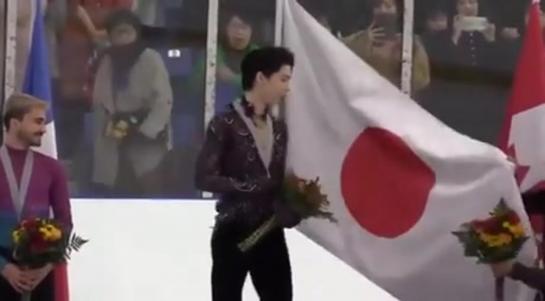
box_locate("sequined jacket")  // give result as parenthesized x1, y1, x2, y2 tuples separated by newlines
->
(195, 104, 288, 226)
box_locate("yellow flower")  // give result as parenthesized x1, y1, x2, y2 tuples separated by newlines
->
(506, 224, 524, 238)
(116, 120, 129, 130)
(479, 232, 513, 248)
(12, 230, 22, 244)
(39, 224, 62, 242)
(502, 221, 525, 238)
(51, 228, 62, 240)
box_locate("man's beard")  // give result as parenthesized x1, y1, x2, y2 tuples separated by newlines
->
(18, 131, 43, 147)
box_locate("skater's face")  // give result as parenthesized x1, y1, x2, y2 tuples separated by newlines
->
(14, 107, 47, 147)
(255, 65, 293, 105)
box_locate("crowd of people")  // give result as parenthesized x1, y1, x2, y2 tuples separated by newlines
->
(12, 0, 276, 198)
(9, 0, 542, 199)
(4, 0, 545, 299)
(303, 0, 543, 144)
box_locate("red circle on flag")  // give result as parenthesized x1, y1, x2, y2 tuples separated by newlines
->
(341, 127, 436, 238)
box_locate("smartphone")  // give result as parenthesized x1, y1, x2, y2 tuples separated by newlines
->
(458, 16, 487, 32)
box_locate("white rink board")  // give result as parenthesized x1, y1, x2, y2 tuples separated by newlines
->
(68, 200, 397, 301)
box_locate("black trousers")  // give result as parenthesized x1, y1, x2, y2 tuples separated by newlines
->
(211, 222, 293, 301)
(0, 248, 54, 301)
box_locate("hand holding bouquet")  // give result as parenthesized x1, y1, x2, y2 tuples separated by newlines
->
(452, 200, 528, 300)
(105, 119, 130, 140)
(238, 173, 336, 252)
(452, 200, 527, 264)
(105, 110, 147, 140)
(11, 218, 87, 301)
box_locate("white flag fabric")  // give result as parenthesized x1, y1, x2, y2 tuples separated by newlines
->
(282, 1, 537, 300)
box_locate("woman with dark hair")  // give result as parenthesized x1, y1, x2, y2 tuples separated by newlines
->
(56, 0, 132, 161)
(189, 7, 259, 114)
(429, 0, 504, 144)
(92, 9, 173, 196)
(417, 4, 459, 115)
(342, 0, 430, 92)
(217, 9, 259, 84)
(419, 3, 455, 81)
(450, 0, 496, 70)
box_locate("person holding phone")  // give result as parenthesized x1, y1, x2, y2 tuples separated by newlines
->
(451, 0, 496, 68)
(342, 0, 430, 93)
(435, 0, 503, 144)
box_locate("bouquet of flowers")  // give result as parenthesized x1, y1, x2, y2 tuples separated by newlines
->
(105, 111, 145, 140)
(238, 173, 336, 252)
(452, 199, 528, 301)
(105, 118, 131, 140)
(105, 109, 166, 141)
(12, 218, 88, 301)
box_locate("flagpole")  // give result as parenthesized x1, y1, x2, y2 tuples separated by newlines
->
(400, 0, 415, 96)
(202, 0, 219, 199)
(2, 0, 16, 144)
(3, 0, 16, 99)
(272, 0, 285, 118)
(274, 0, 285, 46)
(204, 0, 219, 127)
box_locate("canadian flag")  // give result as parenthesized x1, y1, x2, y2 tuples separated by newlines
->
(282, 0, 537, 300)
(499, 0, 545, 259)
(500, 0, 545, 192)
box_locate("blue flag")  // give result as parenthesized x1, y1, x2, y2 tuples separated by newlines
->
(22, 0, 57, 158)
(22, 0, 53, 122)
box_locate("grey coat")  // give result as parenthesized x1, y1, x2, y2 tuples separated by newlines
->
(92, 48, 173, 187)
